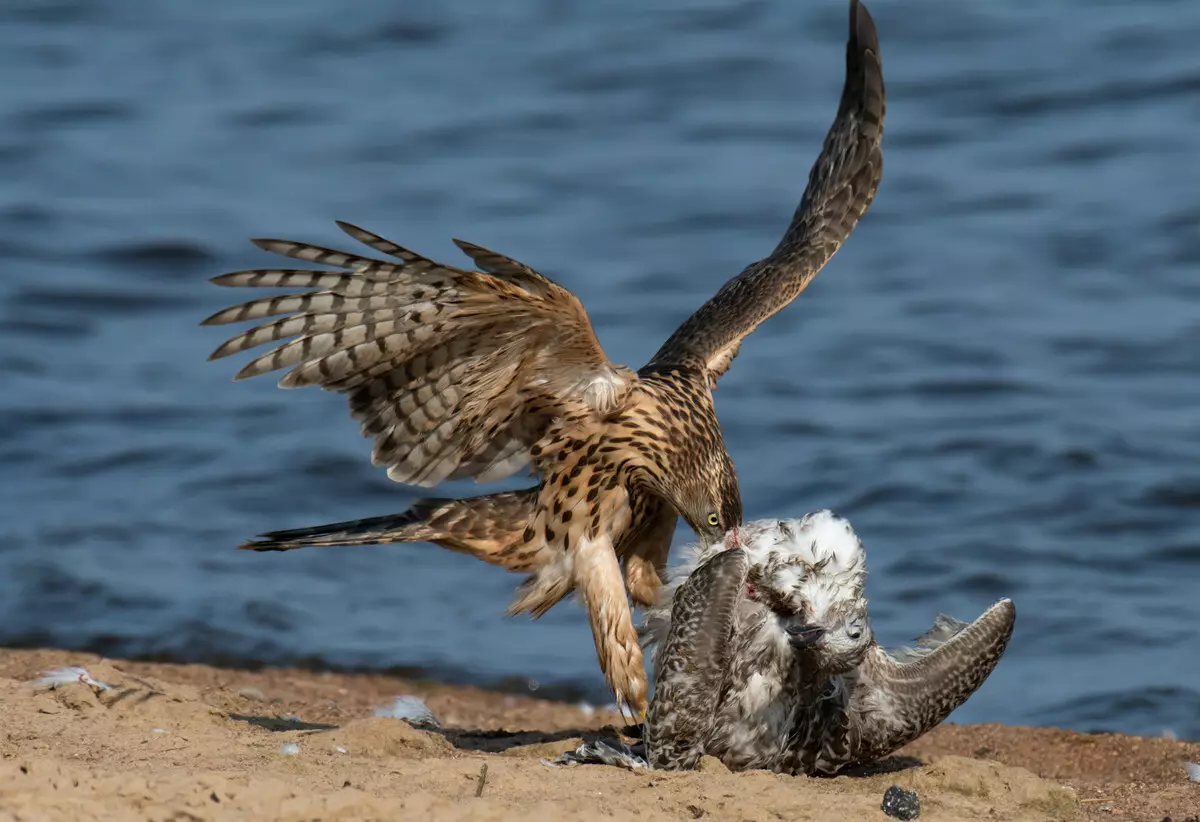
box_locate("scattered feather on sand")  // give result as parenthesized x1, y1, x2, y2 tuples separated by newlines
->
(279, 743, 300, 756)
(32, 667, 111, 692)
(237, 686, 266, 702)
(1185, 761, 1200, 783)
(373, 695, 440, 728)
(544, 741, 648, 770)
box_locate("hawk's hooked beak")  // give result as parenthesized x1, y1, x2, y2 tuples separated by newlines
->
(786, 624, 826, 649)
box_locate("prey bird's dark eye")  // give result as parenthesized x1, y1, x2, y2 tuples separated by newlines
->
(707, 513, 720, 527)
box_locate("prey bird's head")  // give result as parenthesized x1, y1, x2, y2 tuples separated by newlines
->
(744, 511, 873, 674)
(785, 594, 872, 675)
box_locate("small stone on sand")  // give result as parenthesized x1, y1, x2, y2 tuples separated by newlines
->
(881, 785, 920, 820)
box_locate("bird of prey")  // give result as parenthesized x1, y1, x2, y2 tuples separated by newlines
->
(552, 512, 1016, 774)
(202, 0, 886, 719)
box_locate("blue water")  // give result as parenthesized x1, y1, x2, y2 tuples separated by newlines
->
(2, 0, 1198, 739)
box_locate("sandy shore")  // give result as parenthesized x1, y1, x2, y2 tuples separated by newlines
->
(1, 648, 1196, 821)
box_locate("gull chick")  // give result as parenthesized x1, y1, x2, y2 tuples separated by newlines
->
(635, 512, 1016, 773)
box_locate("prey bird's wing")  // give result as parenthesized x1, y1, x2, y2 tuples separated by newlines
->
(848, 599, 1016, 763)
(646, 547, 747, 770)
(203, 224, 634, 487)
(649, 0, 885, 385)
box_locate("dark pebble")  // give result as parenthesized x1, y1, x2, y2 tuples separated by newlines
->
(881, 785, 920, 820)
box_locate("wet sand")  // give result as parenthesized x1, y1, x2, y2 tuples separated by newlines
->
(1, 648, 1196, 821)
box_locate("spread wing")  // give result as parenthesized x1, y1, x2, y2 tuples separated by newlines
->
(847, 599, 1016, 764)
(645, 547, 747, 770)
(649, 0, 886, 385)
(203, 223, 634, 487)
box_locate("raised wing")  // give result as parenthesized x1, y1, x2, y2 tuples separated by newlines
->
(204, 222, 634, 487)
(649, 0, 885, 384)
(645, 547, 747, 770)
(847, 599, 1016, 764)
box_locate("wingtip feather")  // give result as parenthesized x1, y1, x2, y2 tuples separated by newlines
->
(850, 0, 879, 57)
(991, 597, 1017, 623)
(233, 360, 263, 381)
(209, 271, 254, 288)
(334, 219, 369, 240)
(200, 304, 244, 326)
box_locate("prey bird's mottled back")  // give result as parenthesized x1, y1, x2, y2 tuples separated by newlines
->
(202, 0, 887, 718)
(635, 514, 1015, 774)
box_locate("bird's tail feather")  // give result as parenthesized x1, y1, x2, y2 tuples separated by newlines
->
(238, 504, 449, 551)
(239, 488, 551, 571)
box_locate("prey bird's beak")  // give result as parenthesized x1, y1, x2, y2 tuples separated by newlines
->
(786, 624, 826, 649)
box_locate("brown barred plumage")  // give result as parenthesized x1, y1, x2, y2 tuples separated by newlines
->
(204, 0, 886, 717)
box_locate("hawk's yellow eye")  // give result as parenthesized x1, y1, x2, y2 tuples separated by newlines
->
(707, 513, 720, 527)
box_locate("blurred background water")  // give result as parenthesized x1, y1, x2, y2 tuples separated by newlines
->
(1, 0, 1198, 739)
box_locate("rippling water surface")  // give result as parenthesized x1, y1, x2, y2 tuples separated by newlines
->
(2, 0, 1198, 739)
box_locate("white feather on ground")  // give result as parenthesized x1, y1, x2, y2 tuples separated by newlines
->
(373, 695, 440, 727)
(31, 667, 111, 692)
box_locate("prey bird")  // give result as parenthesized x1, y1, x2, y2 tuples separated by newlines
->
(202, 0, 886, 718)
(552, 513, 1016, 774)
